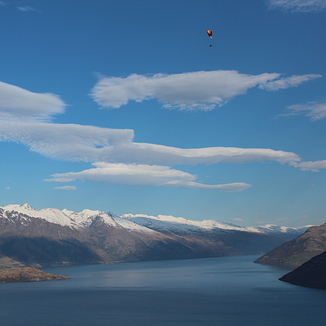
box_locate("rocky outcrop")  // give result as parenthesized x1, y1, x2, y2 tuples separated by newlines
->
(254, 223, 326, 268)
(0, 267, 69, 283)
(279, 250, 326, 290)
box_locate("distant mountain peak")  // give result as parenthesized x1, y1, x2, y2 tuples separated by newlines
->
(21, 203, 33, 210)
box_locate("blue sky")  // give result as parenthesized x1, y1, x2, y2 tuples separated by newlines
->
(0, 0, 325, 227)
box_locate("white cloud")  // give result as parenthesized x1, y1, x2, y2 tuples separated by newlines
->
(0, 119, 301, 165)
(259, 74, 321, 91)
(285, 101, 326, 120)
(268, 0, 326, 12)
(0, 81, 66, 121)
(294, 160, 326, 171)
(90, 70, 280, 111)
(46, 162, 252, 192)
(100, 142, 301, 165)
(54, 186, 77, 191)
(0, 80, 318, 191)
(90, 70, 320, 111)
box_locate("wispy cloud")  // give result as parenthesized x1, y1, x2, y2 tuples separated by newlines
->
(90, 70, 320, 111)
(268, 0, 326, 12)
(284, 101, 326, 120)
(0, 81, 66, 121)
(259, 74, 321, 91)
(16, 5, 41, 13)
(294, 160, 326, 172)
(54, 186, 77, 191)
(46, 162, 251, 192)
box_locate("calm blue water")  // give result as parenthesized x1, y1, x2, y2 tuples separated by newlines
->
(0, 256, 325, 325)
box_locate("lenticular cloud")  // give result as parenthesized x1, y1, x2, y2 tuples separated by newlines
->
(90, 70, 320, 111)
(46, 162, 252, 192)
(0, 119, 301, 166)
(90, 70, 280, 110)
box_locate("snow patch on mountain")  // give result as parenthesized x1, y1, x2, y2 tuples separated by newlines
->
(120, 213, 310, 235)
(120, 213, 260, 234)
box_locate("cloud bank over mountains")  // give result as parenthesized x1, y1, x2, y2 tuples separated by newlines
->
(0, 69, 324, 190)
(90, 71, 320, 111)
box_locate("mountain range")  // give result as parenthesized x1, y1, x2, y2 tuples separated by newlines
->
(0, 203, 309, 268)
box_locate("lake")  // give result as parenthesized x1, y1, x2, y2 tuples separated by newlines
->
(0, 256, 325, 325)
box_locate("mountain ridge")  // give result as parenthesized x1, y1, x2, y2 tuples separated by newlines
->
(2, 203, 309, 235)
(0, 203, 310, 268)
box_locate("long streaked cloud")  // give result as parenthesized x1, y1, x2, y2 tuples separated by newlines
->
(0, 81, 66, 121)
(284, 101, 326, 120)
(0, 120, 301, 165)
(90, 70, 320, 111)
(268, 0, 326, 12)
(46, 162, 252, 192)
(96, 142, 301, 165)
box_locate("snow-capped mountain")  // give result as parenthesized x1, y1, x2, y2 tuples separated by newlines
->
(1, 204, 156, 233)
(120, 213, 309, 238)
(0, 204, 310, 268)
(2, 204, 307, 236)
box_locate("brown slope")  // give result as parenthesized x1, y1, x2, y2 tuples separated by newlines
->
(254, 223, 326, 268)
